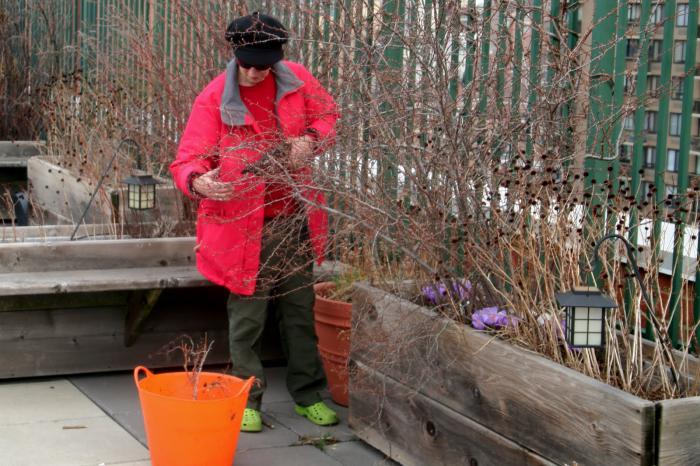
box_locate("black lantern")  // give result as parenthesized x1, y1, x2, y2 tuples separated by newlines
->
(123, 174, 160, 210)
(555, 286, 617, 348)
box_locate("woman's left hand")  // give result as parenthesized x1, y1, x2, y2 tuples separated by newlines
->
(287, 135, 315, 170)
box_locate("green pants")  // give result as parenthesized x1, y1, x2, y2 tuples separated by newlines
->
(227, 216, 326, 410)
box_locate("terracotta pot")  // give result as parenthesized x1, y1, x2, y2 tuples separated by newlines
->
(313, 282, 352, 406)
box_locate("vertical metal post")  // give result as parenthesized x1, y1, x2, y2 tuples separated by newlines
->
(478, 0, 492, 114)
(511, 3, 524, 113)
(584, 0, 617, 286)
(495, 0, 507, 112)
(379, 0, 404, 203)
(546, 0, 562, 86)
(561, 1, 580, 170)
(525, 0, 542, 159)
(449, 1, 461, 102)
(626, 0, 653, 333)
(610, 0, 628, 195)
(673, 0, 698, 348)
(652, 0, 677, 341)
(462, 0, 477, 93)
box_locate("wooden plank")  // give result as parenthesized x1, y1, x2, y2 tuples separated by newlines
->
(0, 259, 345, 296)
(0, 237, 197, 272)
(124, 289, 163, 346)
(0, 238, 343, 274)
(657, 397, 700, 465)
(0, 291, 128, 312)
(350, 361, 556, 466)
(0, 331, 230, 378)
(351, 283, 656, 466)
(0, 223, 117, 242)
(0, 286, 283, 378)
(638, 335, 700, 381)
(0, 141, 43, 167)
(27, 156, 113, 224)
(0, 266, 209, 295)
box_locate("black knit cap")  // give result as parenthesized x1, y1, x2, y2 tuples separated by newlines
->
(225, 12, 288, 66)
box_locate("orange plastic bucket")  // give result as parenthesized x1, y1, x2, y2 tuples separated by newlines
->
(134, 366, 254, 466)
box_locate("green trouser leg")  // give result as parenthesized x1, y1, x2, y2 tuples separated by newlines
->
(227, 216, 326, 410)
(227, 292, 269, 410)
(274, 262, 327, 408)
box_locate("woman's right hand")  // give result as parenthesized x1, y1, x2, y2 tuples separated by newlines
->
(192, 167, 235, 201)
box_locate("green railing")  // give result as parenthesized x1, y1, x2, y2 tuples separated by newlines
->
(7, 0, 700, 348)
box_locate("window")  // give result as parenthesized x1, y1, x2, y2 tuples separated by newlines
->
(624, 115, 635, 130)
(674, 40, 686, 63)
(645, 111, 658, 133)
(619, 144, 633, 162)
(667, 149, 679, 172)
(672, 77, 684, 100)
(695, 155, 700, 175)
(676, 4, 689, 27)
(649, 40, 663, 62)
(629, 4, 642, 24)
(624, 75, 633, 93)
(670, 113, 683, 136)
(666, 185, 678, 211)
(645, 146, 657, 167)
(652, 4, 665, 25)
(647, 75, 660, 96)
(627, 39, 640, 58)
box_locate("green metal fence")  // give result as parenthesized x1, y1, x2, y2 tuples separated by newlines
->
(7, 0, 700, 348)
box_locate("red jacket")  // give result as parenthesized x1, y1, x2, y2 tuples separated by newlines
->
(170, 60, 338, 295)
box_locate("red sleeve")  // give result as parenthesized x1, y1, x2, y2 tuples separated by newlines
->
(297, 66, 339, 153)
(169, 92, 221, 198)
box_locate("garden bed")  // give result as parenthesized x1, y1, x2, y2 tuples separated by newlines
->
(349, 283, 700, 466)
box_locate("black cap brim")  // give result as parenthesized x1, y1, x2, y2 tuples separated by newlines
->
(235, 47, 283, 66)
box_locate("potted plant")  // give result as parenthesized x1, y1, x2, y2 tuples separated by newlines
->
(313, 270, 363, 407)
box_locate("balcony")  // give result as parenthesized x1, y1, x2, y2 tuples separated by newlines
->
(692, 137, 700, 153)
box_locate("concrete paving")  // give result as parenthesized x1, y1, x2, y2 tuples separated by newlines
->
(0, 366, 398, 466)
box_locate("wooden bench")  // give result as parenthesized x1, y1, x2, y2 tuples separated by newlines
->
(0, 235, 344, 378)
(0, 237, 207, 351)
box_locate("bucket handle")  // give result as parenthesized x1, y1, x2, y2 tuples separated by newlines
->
(233, 376, 256, 398)
(133, 366, 154, 386)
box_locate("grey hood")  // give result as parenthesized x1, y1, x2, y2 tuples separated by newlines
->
(220, 59, 304, 126)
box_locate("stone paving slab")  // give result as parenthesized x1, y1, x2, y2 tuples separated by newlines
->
(237, 411, 301, 451)
(260, 366, 294, 403)
(1, 379, 105, 424)
(66, 366, 397, 466)
(0, 415, 149, 466)
(234, 445, 343, 466)
(70, 372, 147, 444)
(265, 399, 355, 443)
(0, 378, 149, 466)
(324, 441, 400, 466)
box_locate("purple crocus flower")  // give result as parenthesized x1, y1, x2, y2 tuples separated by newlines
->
(471, 306, 515, 330)
(422, 283, 448, 304)
(422, 279, 472, 305)
(452, 279, 473, 302)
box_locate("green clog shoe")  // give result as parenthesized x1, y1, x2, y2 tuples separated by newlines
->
(241, 408, 263, 433)
(294, 401, 339, 426)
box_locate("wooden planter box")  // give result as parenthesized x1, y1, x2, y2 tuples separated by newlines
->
(349, 283, 700, 466)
